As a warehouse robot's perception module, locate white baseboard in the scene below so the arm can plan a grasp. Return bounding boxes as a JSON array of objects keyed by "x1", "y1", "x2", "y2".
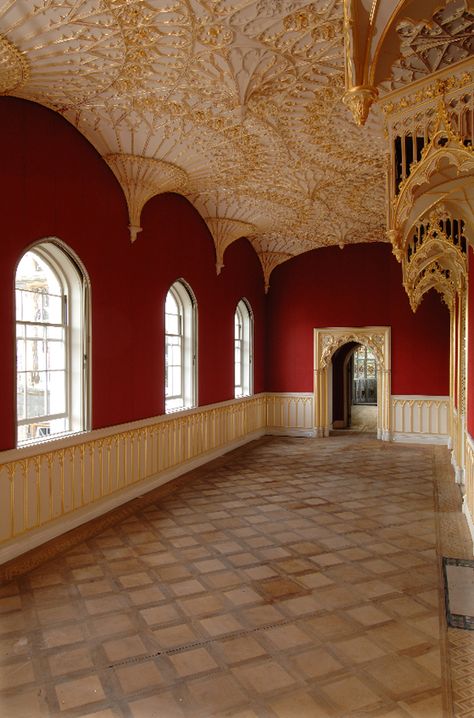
[
  {"x1": 391, "y1": 432, "x2": 449, "y2": 445},
  {"x1": 462, "y1": 498, "x2": 474, "y2": 556},
  {"x1": 0, "y1": 429, "x2": 265, "y2": 566},
  {"x1": 265, "y1": 427, "x2": 316, "y2": 438}
]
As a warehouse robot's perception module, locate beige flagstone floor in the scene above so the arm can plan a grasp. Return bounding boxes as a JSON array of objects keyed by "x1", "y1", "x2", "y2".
[{"x1": 0, "y1": 435, "x2": 473, "y2": 718}]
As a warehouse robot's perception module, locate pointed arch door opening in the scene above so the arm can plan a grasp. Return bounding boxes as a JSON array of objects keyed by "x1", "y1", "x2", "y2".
[
  {"x1": 331, "y1": 342, "x2": 378, "y2": 432},
  {"x1": 314, "y1": 327, "x2": 391, "y2": 440}
]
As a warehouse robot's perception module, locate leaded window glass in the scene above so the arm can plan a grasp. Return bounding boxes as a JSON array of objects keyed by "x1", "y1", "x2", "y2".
[{"x1": 352, "y1": 345, "x2": 377, "y2": 404}]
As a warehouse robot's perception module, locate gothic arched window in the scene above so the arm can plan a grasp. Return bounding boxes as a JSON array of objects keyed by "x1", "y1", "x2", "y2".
[
  {"x1": 165, "y1": 280, "x2": 197, "y2": 412},
  {"x1": 15, "y1": 242, "x2": 90, "y2": 445}
]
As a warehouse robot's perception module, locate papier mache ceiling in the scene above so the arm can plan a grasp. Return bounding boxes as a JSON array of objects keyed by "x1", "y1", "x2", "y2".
[{"x1": 0, "y1": 0, "x2": 473, "y2": 282}]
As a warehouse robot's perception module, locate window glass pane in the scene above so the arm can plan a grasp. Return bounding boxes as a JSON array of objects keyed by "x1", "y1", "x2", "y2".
[
  {"x1": 166, "y1": 313, "x2": 180, "y2": 335},
  {"x1": 26, "y1": 371, "x2": 46, "y2": 418},
  {"x1": 47, "y1": 338, "x2": 66, "y2": 370},
  {"x1": 26, "y1": 338, "x2": 47, "y2": 372},
  {"x1": 41, "y1": 294, "x2": 63, "y2": 324},
  {"x1": 47, "y1": 325, "x2": 63, "y2": 340},
  {"x1": 16, "y1": 335, "x2": 26, "y2": 372},
  {"x1": 48, "y1": 371, "x2": 66, "y2": 414},
  {"x1": 16, "y1": 248, "x2": 77, "y2": 444},
  {"x1": 171, "y1": 344, "x2": 182, "y2": 365},
  {"x1": 17, "y1": 373, "x2": 26, "y2": 421},
  {"x1": 16, "y1": 251, "x2": 61, "y2": 296},
  {"x1": 167, "y1": 367, "x2": 181, "y2": 398},
  {"x1": 165, "y1": 292, "x2": 179, "y2": 315},
  {"x1": 165, "y1": 282, "x2": 195, "y2": 412}
]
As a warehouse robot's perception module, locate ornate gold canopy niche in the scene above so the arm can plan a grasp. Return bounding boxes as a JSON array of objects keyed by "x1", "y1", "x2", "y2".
[{"x1": 314, "y1": 327, "x2": 391, "y2": 440}]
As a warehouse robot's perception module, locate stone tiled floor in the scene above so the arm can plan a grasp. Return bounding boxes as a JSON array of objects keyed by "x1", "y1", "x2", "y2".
[
  {"x1": 0, "y1": 435, "x2": 472, "y2": 718},
  {"x1": 350, "y1": 406, "x2": 377, "y2": 432}
]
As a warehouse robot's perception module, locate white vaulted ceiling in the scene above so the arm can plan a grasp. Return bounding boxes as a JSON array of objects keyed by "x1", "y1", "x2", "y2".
[{"x1": 0, "y1": 0, "x2": 468, "y2": 283}]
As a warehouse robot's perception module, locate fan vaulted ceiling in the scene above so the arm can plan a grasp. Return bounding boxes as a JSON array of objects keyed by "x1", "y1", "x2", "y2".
[{"x1": 0, "y1": 0, "x2": 469, "y2": 282}]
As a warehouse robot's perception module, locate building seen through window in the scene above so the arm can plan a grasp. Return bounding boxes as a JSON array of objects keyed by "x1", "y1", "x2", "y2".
[
  {"x1": 15, "y1": 243, "x2": 89, "y2": 445},
  {"x1": 165, "y1": 280, "x2": 197, "y2": 412},
  {"x1": 234, "y1": 299, "x2": 253, "y2": 398}
]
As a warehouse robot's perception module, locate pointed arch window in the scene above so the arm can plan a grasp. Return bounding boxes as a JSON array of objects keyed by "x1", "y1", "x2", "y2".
[
  {"x1": 15, "y1": 242, "x2": 90, "y2": 445},
  {"x1": 165, "y1": 280, "x2": 197, "y2": 412},
  {"x1": 234, "y1": 299, "x2": 253, "y2": 398}
]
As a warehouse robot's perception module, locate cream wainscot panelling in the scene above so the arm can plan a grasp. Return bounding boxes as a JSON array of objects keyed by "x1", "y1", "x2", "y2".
[
  {"x1": 266, "y1": 393, "x2": 315, "y2": 437},
  {"x1": 463, "y1": 433, "x2": 474, "y2": 550},
  {"x1": 391, "y1": 396, "x2": 450, "y2": 444},
  {"x1": 0, "y1": 395, "x2": 267, "y2": 564}
]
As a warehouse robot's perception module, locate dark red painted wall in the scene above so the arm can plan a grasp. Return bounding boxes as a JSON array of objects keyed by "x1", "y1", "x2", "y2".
[
  {"x1": 468, "y1": 249, "x2": 474, "y2": 436},
  {"x1": 265, "y1": 243, "x2": 450, "y2": 395},
  {"x1": 0, "y1": 97, "x2": 452, "y2": 453},
  {"x1": 0, "y1": 98, "x2": 265, "y2": 450}
]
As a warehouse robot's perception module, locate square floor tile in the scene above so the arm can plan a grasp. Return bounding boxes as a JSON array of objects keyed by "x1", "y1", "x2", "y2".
[
  {"x1": 115, "y1": 660, "x2": 162, "y2": 694},
  {"x1": 55, "y1": 674, "x2": 106, "y2": 711},
  {"x1": 169, "y1": 647, "x2": 218, "y2": 677}
]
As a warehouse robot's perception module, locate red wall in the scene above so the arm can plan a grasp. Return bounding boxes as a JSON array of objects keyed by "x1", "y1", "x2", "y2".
[
  {"x1": 468, "y1": 249, "x2": 474, "y2": 435},
  {"x1": 0, "y1": 98, "x2": 265, "y2": 451},
  {"x1": 265, "y1": 243, "x2": 450, "y2": 395},
  {"x1": 0, "y1": 97, "x2": 452, "y2": 453}
]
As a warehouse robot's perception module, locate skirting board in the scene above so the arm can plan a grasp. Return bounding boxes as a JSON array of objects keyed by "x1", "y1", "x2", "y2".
[
  {"x1": 266, "y1": 427, "x2": 316, "y2": 438},
  {"x1": 462, "y1": 498, "x2": 474, "y2": 555},
  {"x1": 0, "y1": 429, "x2": 265, "y2": 565},
  {"x1": 391, "y1": 432, "x2": 449, "y2": 445}
]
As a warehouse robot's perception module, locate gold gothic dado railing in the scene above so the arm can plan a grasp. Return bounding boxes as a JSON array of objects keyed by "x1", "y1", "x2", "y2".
[
  {"x1": 464, "y1": 433, "x2": 474, "y2": 535},
  {"x1": 391, "y1": 397, "x2": 449, "y2": 436},
  {"x1": 0, "y1": 396, "x2": 267, "y2": 545},
  {"x1": 0, "y1": 392, "x2": 452, "y2": 551},
  {"x1": 266, "y1": 393, "x2": 314, "y2": 434}
]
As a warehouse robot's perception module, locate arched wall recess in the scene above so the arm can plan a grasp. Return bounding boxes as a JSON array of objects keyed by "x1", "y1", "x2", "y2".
[{"x1": 314, "y1": 327, "x2": 391, "y2": 440}]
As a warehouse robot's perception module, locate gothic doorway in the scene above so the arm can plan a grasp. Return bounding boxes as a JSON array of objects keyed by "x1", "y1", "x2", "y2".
[
  {"x1": 314, "y1": 327, "x2": 391, "y2": 440},
  {"x1": 331, "y1": 342, "x2": 378, "y2": 432}
]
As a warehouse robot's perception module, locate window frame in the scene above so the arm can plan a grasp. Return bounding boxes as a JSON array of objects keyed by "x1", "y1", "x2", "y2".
[
  {"x1": 164, "y1": 279, "x2": 197, "y2": 413},
  {"x1": 234, "y1": 298, "x2": 253, "y2": 398},
  {"x1": 15, "y1": 240, "x2": 91, "y2": 446}
]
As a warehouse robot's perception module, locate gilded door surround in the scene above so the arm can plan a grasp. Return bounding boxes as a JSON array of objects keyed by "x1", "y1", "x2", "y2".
[{"x1": 314, "y1": 327, "x2": 391, "y2": 440}]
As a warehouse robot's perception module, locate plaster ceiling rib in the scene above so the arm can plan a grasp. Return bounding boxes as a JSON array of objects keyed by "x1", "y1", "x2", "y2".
[
  {"x1": 105, "y1": 154, "x2": 189, "y2": 242},
  {"x1": 0, "y1": 0, "x2": 387, "y2": 280},
  {"x1": 205, "y1": 217, "x2": 256, "y2": 275}
]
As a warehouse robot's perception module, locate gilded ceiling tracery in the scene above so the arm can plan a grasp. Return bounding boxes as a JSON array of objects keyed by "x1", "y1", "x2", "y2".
[{"x1": 0, "y1": 0, "x2": 470, "y2": 285}]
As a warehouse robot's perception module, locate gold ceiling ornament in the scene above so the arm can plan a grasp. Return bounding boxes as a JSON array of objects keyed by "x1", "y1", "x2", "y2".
[
  {"x1": 342, "y1": 85, "x2": 379, "y2": 126},
  {"x1": 380, "y1": 0, "x2": 474, "y2": 94},
  {"x1": 258, "y1": 251, "x2": 293, "y2": 294},
  {"x1": 402, "y1": 206, "x2": 468, "y2": 313},
  {"x1": 0, "y1": 34, "x2": 29, "y2": 95},
  {"x1": 0, "y1": 1, "x2": 125, "y2": 109},
  {"x1": 197, "y1": 21, "x2": 234, "y2": 48},
  {"x1": 205, "y1": 217, "x2": 255, "y2": 275},
  {"x1": 341, "y1": 0, "x2": 380, "y2": 126},
  {"x1": 0, "y1": 0, "x2": 385, "y2": 263},
  {"x1": 105, "y1": 154, "x2": 189, "y2": 242}
]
